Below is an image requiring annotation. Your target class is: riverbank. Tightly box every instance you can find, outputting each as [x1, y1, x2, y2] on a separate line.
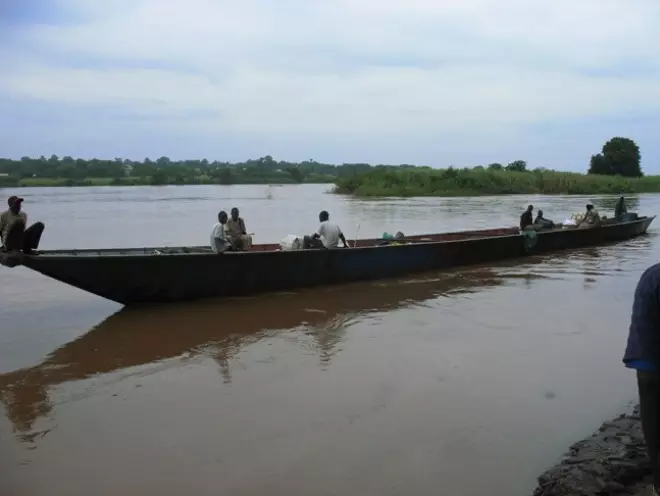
[0, 176, 335, 187]
[533, 404, 650, 495]
[334, 168, 660, 197]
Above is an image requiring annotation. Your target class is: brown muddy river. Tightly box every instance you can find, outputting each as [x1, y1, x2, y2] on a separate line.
[0, 185, 656, 495]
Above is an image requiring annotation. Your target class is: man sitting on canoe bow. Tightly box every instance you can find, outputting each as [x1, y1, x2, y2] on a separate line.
[303, 210, 349, 249]
[0, 196, 45, 255]
[226, 207, 252, 251]
[210, 211, 232, 254]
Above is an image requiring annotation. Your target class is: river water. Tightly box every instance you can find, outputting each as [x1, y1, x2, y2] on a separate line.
[0, 185, 656, 496]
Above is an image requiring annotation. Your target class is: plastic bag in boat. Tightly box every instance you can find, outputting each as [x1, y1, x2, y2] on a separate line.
[570, 212, 585, 223]
[280, 234, 303, 251]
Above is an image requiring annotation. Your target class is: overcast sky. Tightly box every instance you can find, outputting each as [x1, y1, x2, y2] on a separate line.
[1, 0, 659, 172]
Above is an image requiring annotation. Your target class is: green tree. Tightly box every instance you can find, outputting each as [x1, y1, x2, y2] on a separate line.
[505, 160, 527, 172]
[588, 154, 610, 175]
[156, 156, 171, 167]
[487, 163, 503, 171]
[217, 168, 233, 185]
[604, 137, 642, 177]
[150, 171, 167, 185]
[588, 137, 642, 177]
[286, 167, 305, 183]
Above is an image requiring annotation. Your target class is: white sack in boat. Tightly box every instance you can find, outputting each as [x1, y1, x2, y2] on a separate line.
[280, 234, 303, 251]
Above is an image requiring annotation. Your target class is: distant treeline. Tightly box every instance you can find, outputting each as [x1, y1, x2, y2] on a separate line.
[0, 155, 417, 187]
[0, 136, 649, 195]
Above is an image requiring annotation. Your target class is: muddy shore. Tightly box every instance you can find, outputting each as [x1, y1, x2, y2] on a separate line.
[533, 405, 651, 495]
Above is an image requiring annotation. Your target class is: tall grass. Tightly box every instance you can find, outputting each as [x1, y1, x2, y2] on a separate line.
[334, 168, 660, 197]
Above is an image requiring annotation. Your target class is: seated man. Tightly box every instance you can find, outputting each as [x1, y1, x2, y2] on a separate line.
[520, 205, 534, 231]
[534, 210, 555, 229]
[0, 196, 45, 254]
[210, 211, 232, 254]
[303, 210, 348, 249]
[576, 203, 601, 228]
[226, 207, 252, 251]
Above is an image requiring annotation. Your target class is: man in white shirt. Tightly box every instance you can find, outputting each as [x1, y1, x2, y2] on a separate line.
[210, 211, 231, 254]
[303, 210, 348, 249]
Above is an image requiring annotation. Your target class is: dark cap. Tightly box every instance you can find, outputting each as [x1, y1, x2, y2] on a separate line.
[7, 196, 23, 207]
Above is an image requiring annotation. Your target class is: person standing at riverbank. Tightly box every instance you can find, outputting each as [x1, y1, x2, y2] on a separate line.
[624, 263, 660, 496]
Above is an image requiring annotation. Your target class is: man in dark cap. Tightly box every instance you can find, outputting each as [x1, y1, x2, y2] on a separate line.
[0, 196, 45, 254]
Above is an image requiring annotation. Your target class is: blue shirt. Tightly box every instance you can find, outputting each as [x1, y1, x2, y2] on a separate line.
[623, 263, 660, 371]
[626, 359, 658, 372]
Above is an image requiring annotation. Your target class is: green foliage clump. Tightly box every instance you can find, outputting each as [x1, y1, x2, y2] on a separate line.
[588, 137, 642, 177]
[334, 167, 660, 197]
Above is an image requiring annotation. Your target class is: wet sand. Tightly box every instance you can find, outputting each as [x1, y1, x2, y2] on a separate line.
[0, 186, 657, 495]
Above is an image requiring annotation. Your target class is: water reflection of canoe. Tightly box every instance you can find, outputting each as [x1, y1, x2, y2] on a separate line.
[0, 268, 504, 434]
[5, 216, 656, 305]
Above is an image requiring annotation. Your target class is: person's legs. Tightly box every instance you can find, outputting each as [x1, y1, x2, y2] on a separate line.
[241, 234, 252, 250]
[230, 235, 244, 251]
[638, 370, 660, 493]
[22, 222, 44, 253]
[303, 235, 324, 249]
[3, 220, 26, 251]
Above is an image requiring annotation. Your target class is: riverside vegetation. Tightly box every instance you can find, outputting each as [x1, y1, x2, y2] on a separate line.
[335, 137, 658, 197]
[333, 167, 660, 197]
[2, 137, 654, 197]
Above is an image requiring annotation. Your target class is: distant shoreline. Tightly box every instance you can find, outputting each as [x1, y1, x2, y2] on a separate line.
[333, 168, 660, 197]
[0, 178, 335, 188]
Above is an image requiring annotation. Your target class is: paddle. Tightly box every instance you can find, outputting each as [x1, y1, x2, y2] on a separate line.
[353, 223, 360, 248]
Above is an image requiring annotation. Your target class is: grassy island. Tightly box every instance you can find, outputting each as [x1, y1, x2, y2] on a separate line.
[333, 167, 660, 197]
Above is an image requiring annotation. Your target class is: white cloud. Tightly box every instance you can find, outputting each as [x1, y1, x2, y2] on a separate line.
[2, 0, 660, 166]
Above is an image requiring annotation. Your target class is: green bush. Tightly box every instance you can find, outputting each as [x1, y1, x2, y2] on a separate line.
[334, 168, 660, 197]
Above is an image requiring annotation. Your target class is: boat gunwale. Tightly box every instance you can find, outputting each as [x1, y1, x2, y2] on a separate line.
[23, 215, 655, 261]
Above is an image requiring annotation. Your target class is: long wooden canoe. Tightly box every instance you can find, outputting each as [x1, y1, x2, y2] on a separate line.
[2, 215, 655, 305]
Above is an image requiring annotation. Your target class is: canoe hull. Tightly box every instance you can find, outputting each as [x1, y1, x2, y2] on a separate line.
[20, 216, 656, 305]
